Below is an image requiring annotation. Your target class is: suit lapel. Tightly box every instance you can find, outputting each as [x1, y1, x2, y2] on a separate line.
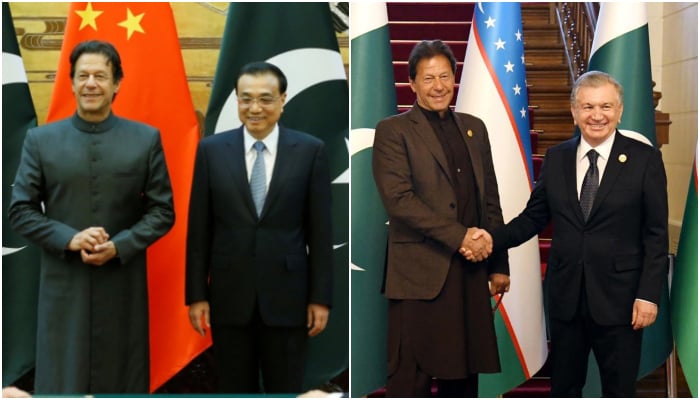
[262, 127, 296, 218]
[562, 138, 585, 224]
[588, 131, 627, 221]
[454, 114, 485, 205]
[407, 106, 454, 186]
[226, 128, 258, 217]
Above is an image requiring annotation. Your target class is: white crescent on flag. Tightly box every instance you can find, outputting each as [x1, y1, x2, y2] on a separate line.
[3, 246, 27, 256]
[213, 48, 346, 134]
[350, 127, 378, 273]
[2, 52, 28, 85]
[3, 51, 29, 258]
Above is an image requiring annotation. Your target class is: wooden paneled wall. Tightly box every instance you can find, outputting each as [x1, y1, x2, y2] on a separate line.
[9, 2, 349, 128]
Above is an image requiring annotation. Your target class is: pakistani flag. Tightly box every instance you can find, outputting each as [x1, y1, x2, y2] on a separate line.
[456, 3, 547, 396]
[2, 2, 41, 387]
[589, 3, 657, 147]
[671, 158, 698, 397]
[349, 2, 396, 397]
[204, 3, 348, 391]
[587, 2, 673, 384]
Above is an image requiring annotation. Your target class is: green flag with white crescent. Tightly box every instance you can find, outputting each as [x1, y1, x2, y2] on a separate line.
[2, 2, 41, 387]
[588, 3, 657, 147]
[204, 3, 349, 391]
[349, 2, 396, 396]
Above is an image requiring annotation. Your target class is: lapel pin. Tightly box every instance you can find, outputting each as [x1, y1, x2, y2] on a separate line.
[467, 129, 473, 137]
[618, 154, 627, 163]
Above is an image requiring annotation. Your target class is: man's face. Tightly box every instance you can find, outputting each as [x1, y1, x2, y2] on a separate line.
[571, 83, 624, 147]
[237, 73, 286, 139]
[71, 53, 120, 122]
[409, 55, 455, 115]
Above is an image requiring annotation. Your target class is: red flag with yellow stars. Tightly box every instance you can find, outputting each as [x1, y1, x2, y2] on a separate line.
[46, 2, 205, 392]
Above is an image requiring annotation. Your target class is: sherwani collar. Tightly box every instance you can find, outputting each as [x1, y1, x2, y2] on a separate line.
[71, 111, 118, 133]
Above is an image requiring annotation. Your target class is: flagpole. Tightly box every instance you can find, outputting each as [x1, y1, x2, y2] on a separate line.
[666, 344, 677, 397]
[666, 253, 677, 398]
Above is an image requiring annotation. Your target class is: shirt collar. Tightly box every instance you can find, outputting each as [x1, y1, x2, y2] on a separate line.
[244, 125, 279, 156]
[578, 131, 615, 162]
[416, 103, 452, 122]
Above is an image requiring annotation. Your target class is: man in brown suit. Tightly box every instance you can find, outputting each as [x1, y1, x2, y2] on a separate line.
[372, 40, 510, 397]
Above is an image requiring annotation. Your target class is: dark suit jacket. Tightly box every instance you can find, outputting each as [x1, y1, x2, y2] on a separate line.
[492, 131, 668, 325]
[372, 105, 509, 300]
[185, 125, 333, 327]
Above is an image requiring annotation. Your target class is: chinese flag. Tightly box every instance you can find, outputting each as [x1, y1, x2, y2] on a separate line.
[46, 2, 208, 392]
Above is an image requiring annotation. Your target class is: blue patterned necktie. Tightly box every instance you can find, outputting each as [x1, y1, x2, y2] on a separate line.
[580, 149, 599, 221]
[250, 141, 266, 216]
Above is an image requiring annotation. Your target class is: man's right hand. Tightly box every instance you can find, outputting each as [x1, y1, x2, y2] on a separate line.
[188, 300, 211, 336]
[68, 226, 109, 252]
[459, 227, 493, 262]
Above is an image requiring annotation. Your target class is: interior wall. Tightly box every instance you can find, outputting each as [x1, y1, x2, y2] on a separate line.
[658, 2, 698, 253]
[8, 2, 349, 136]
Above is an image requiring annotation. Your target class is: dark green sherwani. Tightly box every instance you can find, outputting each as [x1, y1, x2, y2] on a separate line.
[8, 112, 174, 395]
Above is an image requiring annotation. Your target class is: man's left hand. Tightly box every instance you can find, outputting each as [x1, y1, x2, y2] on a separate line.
[489, 273, 510, 296]
[631, 299, 657, 330]
[81, 240, 118, 266]
[307, 303, 330, 337]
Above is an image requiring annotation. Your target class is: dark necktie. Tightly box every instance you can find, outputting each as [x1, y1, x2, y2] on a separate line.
[580, 149, 599, 221]
[250, 141, 266, 216]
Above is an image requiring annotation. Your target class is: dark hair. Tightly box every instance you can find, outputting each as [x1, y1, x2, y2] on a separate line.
[570, 70, 624, 107]
[69, 40, 124, 84]
[236, 61, 288, 94]
[408, 40, 457, 81]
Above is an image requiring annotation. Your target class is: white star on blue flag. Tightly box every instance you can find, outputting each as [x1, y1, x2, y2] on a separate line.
[473, 2, 532, 163]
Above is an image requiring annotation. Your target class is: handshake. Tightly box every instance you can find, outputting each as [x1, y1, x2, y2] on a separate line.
[458, 227, 492, 262]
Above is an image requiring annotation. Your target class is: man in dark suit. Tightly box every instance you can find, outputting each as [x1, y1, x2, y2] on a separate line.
[468, 71, 669, 396]
[9, 40, 174, 394]
[372, 40, 510, 398]
[185, 62, 333, 394]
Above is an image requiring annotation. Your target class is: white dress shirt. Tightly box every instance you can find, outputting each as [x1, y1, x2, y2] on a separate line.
[244, 125, 279, 192]
[576, 133, 615, 200]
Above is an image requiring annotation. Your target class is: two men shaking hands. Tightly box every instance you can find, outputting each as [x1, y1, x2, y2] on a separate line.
[459, 228, 509, 296]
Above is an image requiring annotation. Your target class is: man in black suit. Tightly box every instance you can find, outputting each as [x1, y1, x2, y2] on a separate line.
[467, 71, 668, 396]
[185, 62, 333, 394]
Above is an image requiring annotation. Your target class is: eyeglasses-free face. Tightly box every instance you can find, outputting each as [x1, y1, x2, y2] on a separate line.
[236, 73, 287, 140]
[571, 83, 623, 147]
[409, 54, 455, 116]
[71, 53, 120, 122]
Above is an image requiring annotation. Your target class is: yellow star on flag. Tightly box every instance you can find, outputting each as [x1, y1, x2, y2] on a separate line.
[75, 2, 103, 31]
[117, 8, 146, 40]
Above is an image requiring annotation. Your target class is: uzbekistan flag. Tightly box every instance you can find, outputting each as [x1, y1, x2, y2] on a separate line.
[455, 2, 547, 396]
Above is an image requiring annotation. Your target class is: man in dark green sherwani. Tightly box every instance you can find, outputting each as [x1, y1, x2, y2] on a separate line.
[8, 40, 174, 394]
